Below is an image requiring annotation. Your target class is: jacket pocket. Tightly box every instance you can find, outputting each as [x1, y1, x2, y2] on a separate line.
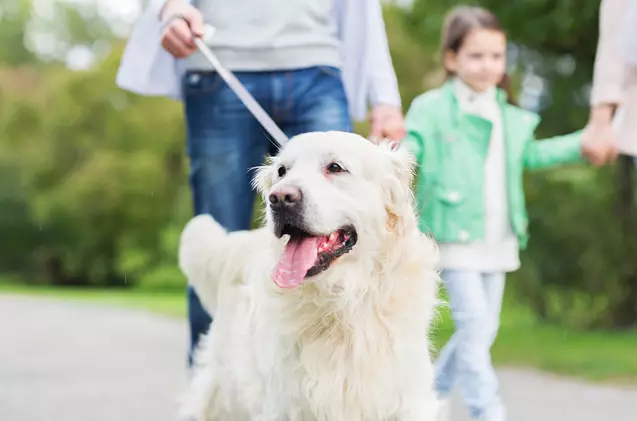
[433, 186, 471, 242]
[436, 187, 465, 206]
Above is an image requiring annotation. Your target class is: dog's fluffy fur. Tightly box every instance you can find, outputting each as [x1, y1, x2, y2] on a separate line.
[178, 132, 440, 421]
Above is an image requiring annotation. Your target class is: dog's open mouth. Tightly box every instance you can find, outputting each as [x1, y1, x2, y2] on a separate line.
[272, 224, 358, 288]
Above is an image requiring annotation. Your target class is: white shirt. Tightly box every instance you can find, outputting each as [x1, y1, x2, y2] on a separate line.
[115, 0, 401, 122]
[187, 0, 341, 71]
[438, 78, 520, 273]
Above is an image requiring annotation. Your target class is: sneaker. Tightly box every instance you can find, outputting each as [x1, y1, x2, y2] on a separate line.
[475, 407, 506, 421]
[435, 397, 451, 421]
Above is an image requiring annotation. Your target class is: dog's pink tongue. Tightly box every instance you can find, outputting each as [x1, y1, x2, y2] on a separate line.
[272, 237, 319, 288]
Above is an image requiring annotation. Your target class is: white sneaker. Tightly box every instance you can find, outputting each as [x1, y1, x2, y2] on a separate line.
[475, 407, 506, 421]
[435, 397, 451, 421]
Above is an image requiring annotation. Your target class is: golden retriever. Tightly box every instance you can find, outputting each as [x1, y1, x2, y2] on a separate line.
[178, 131, 439, 421]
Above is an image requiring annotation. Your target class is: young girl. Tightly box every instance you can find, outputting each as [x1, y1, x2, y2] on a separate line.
[401, 6, 600, 421]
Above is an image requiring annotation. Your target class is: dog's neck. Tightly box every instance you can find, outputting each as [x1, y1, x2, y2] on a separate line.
[268, 231, 430, 347]
[255, 228, 437, 420]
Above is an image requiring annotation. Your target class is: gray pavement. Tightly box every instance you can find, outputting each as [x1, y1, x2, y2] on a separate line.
[0, 295, 188, 421]
[1, 294, 635, 421]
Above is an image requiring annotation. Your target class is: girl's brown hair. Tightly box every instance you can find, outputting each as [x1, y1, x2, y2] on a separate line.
[441, 6, 516, 105]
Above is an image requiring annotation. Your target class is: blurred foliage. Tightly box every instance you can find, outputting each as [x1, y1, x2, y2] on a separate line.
[0, 0, 635, 327]
[519, 165, 637, 330]
[0, 0, 37, 65]
[0, 46, 188, 288]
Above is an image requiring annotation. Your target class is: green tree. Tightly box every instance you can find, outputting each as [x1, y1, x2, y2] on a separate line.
[1, 47, 190, 287]
[0, 0, 37, 65]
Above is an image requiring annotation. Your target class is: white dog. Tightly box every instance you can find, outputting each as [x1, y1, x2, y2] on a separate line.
[178, 131, 440, 421]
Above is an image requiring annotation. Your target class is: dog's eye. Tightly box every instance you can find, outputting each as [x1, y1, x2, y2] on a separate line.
[326, 162, 347, 174]
[277, 166, 286, 178]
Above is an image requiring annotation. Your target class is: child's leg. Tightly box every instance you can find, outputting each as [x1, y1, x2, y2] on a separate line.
[434, 270, 484, 398]
[481, 272, 506, 344]
[476, 272, 506, 420]
[436, 270, 506, 420]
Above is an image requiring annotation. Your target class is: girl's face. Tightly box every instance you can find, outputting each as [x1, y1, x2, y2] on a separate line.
[444, 28, 507, 93]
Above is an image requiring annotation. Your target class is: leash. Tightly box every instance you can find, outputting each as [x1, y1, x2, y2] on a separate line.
[187, 23, 394, 149]
[193, 25, 289, 148]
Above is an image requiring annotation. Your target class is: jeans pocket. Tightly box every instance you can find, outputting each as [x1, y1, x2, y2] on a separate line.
[183, 71, 223, 96]
[316, 65, 343, 80]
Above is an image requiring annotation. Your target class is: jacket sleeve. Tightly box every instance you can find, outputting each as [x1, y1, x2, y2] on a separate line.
[115, 0, 191, 99]
[400, 96, 442, 175]
[401, 132, 424, 165]
[523, 131, 584, 170]
[365, 0, 402, 109]
[619, 0, 637, 67]
[590, 0, 630, 107]
[400, 100, 426, 162]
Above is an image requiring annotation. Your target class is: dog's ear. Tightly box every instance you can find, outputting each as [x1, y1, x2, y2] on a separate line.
[251, 156, 276, 196]
[386, 141, 416, 184]
[377, 140, 418, 234]
[377, 140, 417, 191]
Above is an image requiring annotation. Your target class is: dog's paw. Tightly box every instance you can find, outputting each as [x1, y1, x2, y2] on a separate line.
[178, 214, 226, 281]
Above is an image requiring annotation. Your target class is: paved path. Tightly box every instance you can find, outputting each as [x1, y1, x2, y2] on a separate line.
[1, 294, 635, 421]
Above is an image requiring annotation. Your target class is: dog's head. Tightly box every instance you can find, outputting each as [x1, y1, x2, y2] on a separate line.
[254, 131, 418, 289]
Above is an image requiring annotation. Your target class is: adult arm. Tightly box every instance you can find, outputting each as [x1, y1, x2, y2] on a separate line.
[365, 1, 405, 140]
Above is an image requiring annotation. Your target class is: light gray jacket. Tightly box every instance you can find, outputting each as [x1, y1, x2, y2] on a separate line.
[591, 0, 637, 156]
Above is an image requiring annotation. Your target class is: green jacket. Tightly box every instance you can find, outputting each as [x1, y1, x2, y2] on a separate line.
[402, 81, 584, 249]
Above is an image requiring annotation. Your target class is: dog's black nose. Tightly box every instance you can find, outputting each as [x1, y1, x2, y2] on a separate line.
[269, 186, 302, 209]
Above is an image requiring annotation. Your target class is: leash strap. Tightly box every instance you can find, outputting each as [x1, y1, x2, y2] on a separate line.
[194, 25, 289, 148]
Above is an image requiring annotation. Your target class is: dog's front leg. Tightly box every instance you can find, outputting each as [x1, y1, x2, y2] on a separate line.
[178, 214, 233, 314]
[397, 381, 439, 421]
[397, 395, 438, 421]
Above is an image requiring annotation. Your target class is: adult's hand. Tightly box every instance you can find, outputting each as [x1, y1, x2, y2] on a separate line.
[581, 105, 619, 166]
[370, 104, 406, 141]
[160, 0, 205, 59]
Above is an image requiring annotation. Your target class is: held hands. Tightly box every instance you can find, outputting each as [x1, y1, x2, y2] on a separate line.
[580, 106, 619, 166]
[159, 0, 205, 58]
[370, 104, 406, 142]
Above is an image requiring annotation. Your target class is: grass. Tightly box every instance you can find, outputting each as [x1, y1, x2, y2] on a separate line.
[0, 282, 186, 318]
[2, 280, 637, 385]
[431, 297, 637, 385]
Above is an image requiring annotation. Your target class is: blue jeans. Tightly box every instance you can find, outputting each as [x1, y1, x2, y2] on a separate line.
[435, 270, 506, 421]
[183, 66, 352, 366]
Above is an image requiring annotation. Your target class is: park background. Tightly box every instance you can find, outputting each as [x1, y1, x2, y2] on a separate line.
[0, 0, 636, 388]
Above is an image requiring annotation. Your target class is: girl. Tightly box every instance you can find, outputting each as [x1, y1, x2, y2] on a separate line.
[401, 6, 601, 421]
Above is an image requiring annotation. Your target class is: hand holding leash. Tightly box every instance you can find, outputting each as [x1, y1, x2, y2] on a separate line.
[160, 1, 205, 59]
[159, 5, 289, 148]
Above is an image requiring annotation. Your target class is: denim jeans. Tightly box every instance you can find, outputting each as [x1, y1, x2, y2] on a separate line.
[435, 270, 506, 421]
[183, 66, 352, 366]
